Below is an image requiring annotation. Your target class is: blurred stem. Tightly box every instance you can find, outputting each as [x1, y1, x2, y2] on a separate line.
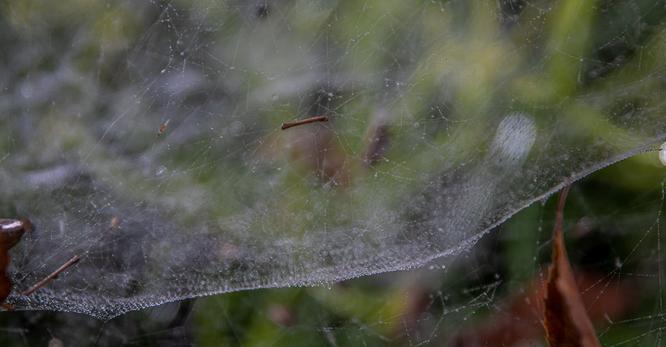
[547, 0, 598, 98]
[503, 203, 542, 289]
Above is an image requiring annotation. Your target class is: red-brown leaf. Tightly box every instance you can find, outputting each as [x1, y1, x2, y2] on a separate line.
[0, 219, 32, 307]
[543, 186, 600, 347]
[448, 270, 634, 346]
[448, 186, 635, 346]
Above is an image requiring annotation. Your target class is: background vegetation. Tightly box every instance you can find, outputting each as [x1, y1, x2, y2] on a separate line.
[0, 0, 665, 345]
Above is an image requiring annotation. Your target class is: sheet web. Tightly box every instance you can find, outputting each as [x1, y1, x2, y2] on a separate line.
[0, 0, 664, 321]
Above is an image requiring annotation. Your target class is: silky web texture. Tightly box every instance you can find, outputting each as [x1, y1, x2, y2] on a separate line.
[0, 0, 664, 319]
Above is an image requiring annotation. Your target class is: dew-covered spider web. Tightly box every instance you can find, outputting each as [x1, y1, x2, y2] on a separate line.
[0, 0, 665, 322]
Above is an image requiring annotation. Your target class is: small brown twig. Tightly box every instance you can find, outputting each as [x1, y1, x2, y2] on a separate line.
[281, 116, 328, 130]
[22, 255, 81, 296]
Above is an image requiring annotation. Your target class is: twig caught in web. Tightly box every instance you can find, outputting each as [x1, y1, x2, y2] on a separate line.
[22, 255, 81, 296]
[281, 116, 328, 130]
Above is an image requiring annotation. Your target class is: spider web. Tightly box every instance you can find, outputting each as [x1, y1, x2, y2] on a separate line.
[0, 0, 665, 320]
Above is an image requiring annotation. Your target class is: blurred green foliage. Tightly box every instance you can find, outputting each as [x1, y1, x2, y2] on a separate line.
[0, 0, 665, 345]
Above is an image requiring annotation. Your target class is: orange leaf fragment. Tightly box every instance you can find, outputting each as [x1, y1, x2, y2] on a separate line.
[158, 119, 170, 136]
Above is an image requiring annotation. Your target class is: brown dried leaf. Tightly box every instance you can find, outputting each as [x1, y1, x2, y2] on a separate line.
[448, 270, 634, 346]
[449, 187, 635, 347]
[543, 186, 601, 347]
